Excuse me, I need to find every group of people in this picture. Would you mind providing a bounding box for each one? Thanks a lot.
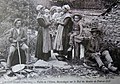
[35,4,118,73]
[35,4,74,61]
[6,4,118,74]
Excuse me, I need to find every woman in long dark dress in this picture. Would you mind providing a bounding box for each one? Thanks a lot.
[53,5,73,60]
[35,5,51,61]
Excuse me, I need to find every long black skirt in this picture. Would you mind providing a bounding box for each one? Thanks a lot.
[11,49,26,66]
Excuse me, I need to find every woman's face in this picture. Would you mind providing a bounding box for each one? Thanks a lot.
[74,16,80,22]
[15,20,21,28]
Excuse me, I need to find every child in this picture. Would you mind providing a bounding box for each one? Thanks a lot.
[68,13,83,51]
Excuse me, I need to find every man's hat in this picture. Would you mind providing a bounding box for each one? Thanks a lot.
[72,13,82,20]
[14,18,22,26]
[90,28,101,34]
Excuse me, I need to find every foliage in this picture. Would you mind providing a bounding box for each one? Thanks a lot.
[0,0,37,33]
[0,0,37,57]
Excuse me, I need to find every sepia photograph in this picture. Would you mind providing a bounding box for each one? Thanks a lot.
[0,0,120,84]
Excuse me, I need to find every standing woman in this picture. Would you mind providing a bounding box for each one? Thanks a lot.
[54,5,73,60]
[35,5,51,61]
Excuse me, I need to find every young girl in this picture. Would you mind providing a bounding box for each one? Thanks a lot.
[68,13,83,51]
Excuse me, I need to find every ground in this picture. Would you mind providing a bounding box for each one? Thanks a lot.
[0,50,119,82]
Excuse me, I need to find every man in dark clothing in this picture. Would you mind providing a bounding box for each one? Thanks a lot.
[85,28,117,73]
[7,18,28,68]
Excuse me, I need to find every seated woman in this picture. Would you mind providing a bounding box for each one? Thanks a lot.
[7,18,29,68]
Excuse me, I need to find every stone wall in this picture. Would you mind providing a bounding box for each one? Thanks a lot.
[31,0,51,7]
[98,5,120,44]
[50,0,103,9]
[84,0,103,9]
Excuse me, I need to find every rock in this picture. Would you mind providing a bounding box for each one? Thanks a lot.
[30,72,39,78]
[35,68,47,73]
[3,74,18,80]
[12,64,26,73]
[15,73,25,79]
[49,60,71,69]
[39,67,62,76]
[34,60,51,67]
